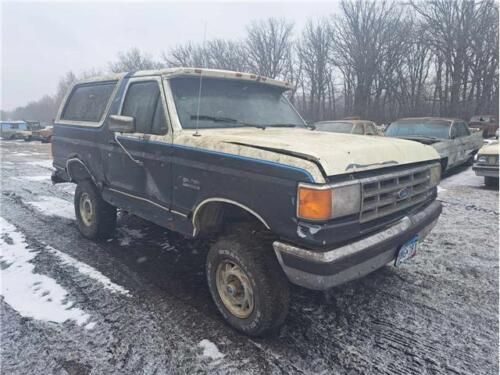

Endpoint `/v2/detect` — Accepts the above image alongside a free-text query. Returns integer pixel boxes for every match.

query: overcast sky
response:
[1,1,340,111]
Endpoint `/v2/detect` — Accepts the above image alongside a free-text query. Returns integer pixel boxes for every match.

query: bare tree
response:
[245,18,294,79]
[298,19,332,121]
[109,48,163,73]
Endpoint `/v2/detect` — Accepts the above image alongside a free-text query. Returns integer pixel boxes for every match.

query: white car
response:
[473,141,499,186]
[385,117,484,173]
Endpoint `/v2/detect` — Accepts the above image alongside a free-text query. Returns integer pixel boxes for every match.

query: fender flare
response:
[66,158,96,184]
[192,197,270,236]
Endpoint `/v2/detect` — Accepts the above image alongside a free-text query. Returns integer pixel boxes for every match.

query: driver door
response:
[104,77,172,208]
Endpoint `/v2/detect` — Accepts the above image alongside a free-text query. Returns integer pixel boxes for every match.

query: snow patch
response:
[46,245,131,296]
[438,186,447,194]
[26,196,74,219]
[198,339,224,360]
[118,227,145,246]
[12,175,49,182]
[27,160,53,170]
[0,217,93,327]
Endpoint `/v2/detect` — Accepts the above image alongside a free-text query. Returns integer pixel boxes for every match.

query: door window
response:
[121,81,167,135]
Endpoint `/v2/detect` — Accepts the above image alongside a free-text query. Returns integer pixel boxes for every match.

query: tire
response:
[206,226,290,336]
[440,158,448,175]
[484,176,498,188]
[74,180,117,240]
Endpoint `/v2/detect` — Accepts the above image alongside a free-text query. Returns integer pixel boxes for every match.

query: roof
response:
[314,119,375,125]
[395,117,461,123]
[76,67,292,89]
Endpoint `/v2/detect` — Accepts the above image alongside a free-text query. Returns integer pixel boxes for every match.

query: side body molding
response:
[192,197,271,236]
[66,158,96,184]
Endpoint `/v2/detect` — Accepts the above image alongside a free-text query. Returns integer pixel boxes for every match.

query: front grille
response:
[359,166,433,223]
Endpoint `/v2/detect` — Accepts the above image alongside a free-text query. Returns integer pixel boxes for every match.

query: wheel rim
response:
[79,192,94,226]
[215,260,254,319]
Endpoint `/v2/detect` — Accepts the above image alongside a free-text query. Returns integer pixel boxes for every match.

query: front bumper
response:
[273,200,442,290]
[473,164,499,177]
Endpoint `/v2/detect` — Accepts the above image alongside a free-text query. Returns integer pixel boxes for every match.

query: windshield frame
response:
[164,76,307,132]
[386,119,453,140]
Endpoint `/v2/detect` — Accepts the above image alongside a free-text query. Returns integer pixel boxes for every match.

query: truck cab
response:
[52,68,442,336]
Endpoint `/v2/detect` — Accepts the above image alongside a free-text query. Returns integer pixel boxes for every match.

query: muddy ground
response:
[0,139,498,375]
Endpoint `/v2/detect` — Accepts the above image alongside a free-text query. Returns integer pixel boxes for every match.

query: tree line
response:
[2,0,498,125]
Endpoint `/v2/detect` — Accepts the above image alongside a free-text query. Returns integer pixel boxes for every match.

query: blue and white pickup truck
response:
[51,68,442,335]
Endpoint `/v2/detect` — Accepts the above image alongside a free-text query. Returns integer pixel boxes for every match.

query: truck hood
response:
[184,128,440,177]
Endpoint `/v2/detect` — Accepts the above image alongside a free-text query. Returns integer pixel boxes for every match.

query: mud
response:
[1,139,498,374]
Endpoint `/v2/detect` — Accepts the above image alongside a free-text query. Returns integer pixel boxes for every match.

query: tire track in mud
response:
[1,144,498,374]
[0,193,309,374]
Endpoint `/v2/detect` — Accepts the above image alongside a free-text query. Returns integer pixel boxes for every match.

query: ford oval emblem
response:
[397,187,411,199]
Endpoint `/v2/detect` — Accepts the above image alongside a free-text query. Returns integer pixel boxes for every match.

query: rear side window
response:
[121,81,167,135]
[62,82,116,122]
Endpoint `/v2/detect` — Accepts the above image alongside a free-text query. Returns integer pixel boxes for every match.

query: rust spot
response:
[194,69,202,74]
[235,73,243,77]
[261,77,267,81]
[250,74,256,79]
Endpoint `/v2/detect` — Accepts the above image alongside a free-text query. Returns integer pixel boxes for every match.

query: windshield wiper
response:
[190,115,266,129]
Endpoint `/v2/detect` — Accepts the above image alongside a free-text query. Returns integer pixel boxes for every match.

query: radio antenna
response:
[194,22,207,137]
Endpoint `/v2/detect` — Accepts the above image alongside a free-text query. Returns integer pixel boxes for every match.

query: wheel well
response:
[193,200,270,236]
[66,159,94,183]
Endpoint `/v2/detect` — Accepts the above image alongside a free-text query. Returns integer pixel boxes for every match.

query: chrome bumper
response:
[273,200,442,290]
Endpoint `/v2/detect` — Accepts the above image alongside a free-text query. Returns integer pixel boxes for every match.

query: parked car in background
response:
[32,125,53,143]
[52,67,442,336]
[469,115,498,138]
[473,141,499,186]
[0,121,32,140]
[313,119,381,135]
[385,117,483,173]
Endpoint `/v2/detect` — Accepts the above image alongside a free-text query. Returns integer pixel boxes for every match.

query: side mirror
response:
[109,115,135,133]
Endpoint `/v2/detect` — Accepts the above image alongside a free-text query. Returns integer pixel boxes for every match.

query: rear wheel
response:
[206,227,290,336]
[75,180,116,239]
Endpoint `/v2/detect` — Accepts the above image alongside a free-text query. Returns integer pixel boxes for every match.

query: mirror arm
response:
[114,133,143,166]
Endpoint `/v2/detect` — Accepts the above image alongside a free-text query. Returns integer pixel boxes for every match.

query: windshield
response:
[314,122,353,133]
[169,77,305,129]
[386,120,451,139]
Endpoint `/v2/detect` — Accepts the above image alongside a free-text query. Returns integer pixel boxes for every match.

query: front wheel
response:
[206,228,290,336]
[75,180,117,239]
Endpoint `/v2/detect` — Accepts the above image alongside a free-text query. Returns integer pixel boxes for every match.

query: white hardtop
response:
[75,67,292,90]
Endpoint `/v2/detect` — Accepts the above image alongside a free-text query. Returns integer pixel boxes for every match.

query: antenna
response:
[194,21,208,137]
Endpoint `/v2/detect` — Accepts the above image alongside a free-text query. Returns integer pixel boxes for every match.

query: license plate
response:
[395,236,419,266]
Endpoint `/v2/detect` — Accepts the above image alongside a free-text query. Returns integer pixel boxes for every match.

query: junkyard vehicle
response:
[52,68,443,335]
[313,119,382,136]
[469,115,498,138]
[32,126,53,143]
[0,121,31,140]
[385,117,483,173]
[473,141,499,186]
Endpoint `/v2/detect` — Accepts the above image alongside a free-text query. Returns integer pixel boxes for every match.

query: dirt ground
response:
[1,139,498,375]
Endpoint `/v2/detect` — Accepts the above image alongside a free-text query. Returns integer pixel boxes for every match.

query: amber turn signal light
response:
[298,186,332,220]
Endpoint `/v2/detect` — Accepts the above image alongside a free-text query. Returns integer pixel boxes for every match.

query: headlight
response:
[297,182,361,221]
[429,164,441,186]
[477,155,487,164]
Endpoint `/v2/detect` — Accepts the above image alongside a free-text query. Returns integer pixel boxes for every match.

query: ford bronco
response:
[52,68,442,336]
